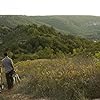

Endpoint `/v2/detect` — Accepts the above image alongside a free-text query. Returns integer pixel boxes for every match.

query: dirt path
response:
[0,90,49,100]
[0,92,33,100]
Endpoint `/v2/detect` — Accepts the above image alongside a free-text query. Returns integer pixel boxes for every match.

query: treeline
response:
[0,24,100,60]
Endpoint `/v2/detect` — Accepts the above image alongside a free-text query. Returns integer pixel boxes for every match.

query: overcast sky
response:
[0,0,100,16]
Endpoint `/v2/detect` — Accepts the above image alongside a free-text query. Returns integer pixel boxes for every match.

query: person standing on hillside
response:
[1,53,15,90]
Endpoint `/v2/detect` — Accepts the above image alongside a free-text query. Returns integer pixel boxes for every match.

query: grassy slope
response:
[32,15,100,36]
[1,57,100,100]
[0,15,48,28]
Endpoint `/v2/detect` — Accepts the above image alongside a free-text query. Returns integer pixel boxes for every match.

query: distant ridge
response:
[0,15,100,39]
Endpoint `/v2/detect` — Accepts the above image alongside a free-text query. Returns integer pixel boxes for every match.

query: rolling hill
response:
[0,15,100,100]
[0,15,100,58]
[0,15,100,40]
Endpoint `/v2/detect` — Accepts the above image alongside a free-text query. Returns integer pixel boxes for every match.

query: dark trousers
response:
[6,70,14,90]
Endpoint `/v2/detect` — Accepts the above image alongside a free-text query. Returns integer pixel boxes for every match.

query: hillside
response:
[0,16,100,60]
[0,16,100,100]
[0,15,100,39]
[0,58,100,100]
[32,16,100,35]
[0,24,100,61]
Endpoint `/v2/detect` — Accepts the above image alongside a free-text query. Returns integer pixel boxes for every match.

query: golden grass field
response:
[0,56,100,100]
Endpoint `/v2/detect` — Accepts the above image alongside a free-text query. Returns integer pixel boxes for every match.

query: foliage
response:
[0,24,99,61]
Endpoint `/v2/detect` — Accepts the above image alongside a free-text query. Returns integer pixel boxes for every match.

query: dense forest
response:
[0,24,100,61]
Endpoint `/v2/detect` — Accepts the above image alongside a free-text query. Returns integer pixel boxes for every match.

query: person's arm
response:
[11,59,14,65]
[10,59,14,70]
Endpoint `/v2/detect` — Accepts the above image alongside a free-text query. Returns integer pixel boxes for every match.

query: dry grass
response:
[0,56,100,100]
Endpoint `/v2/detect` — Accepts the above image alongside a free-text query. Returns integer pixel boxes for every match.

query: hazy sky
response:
[0,0,100,16]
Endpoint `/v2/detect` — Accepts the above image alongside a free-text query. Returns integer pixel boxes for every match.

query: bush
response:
[14,54,39,61]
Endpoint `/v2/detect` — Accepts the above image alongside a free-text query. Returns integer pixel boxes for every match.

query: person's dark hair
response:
[4,53,7,56]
